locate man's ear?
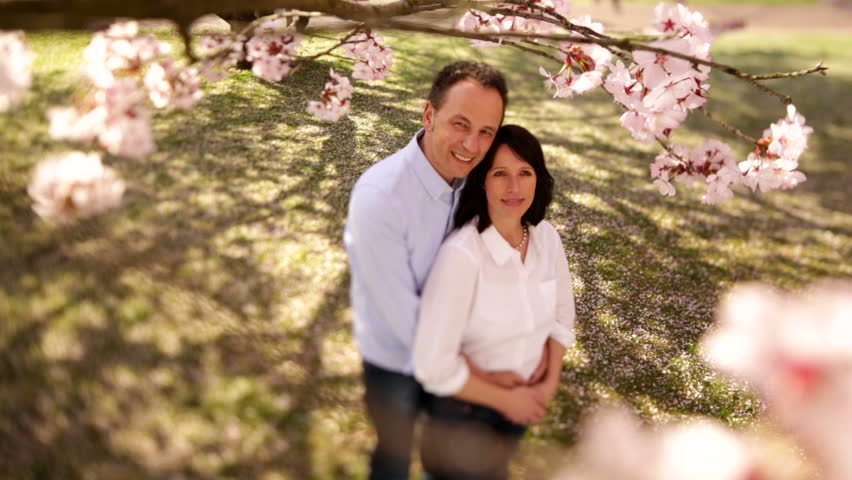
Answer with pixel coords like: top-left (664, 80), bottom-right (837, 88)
top-left (423, 102), bottom-right (435, 132)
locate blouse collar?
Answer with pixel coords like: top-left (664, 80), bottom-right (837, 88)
top-left (480, 221), bottom-right (542, 266)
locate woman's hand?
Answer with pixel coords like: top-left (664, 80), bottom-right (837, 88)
top-left (530, 378), bottom-right (559, 407)
top-left (498, 387), bottom-right (546, 425)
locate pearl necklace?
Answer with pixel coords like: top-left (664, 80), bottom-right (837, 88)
top-left (512, 226), bottom-right (529, 251)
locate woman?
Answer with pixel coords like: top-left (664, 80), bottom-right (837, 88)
top-left (414, 125), bottom-right (576, 479)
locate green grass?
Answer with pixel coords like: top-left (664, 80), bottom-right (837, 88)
top-left (1, 23), bottom-right (851, 480)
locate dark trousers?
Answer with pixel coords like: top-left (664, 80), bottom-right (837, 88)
top-left (362, 361), bottom-right (429, 480)
top-left (420, 397), bottom-right (527, 480)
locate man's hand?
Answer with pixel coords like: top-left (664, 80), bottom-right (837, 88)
top-left (526, 341), bottom-right (550, 385)
top-left (464, 354), bottom-right (525, 388)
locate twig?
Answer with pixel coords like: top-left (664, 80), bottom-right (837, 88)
top-left (698, 107), bottom-right (758, 144)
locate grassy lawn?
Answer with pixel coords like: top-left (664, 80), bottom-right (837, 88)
top-left (1, 21), bottom-right (850, 480)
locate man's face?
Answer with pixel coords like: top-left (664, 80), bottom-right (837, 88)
top-left (421, 79), bottom-right (504, 184)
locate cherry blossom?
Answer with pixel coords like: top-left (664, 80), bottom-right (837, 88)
top-left (245, 20), bottom-right (302, 82)
top-left (27, 151), bottom-right (126, 224)
top-left (306, 69), bottom-right (353, 122)
top-left (653, 2), bottom-right (714, 45)
top-left (458, 0), bottom-right (572, 46)
top-left (144, 59), bottom-right (204, 109)
top-left (48, 78), bottom-right (155, 159)
top-left (765, 104), bottom-right (813, 162)
top-left (0, 31), bottom-right (33, 112)
top-left (737, 105), bottom-right (810, 193)
top-left (702, 280), bottom-right (852, 480)
top-left (343, 31), bottom-right (393, 81)
top-left (82, 21), bottom-right (172, 88)
top-left (555, 406), bottom-right (779, 480)
top-left (197, 34), bottom-right (245, 82)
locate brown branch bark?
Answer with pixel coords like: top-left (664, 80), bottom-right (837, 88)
top-left (0, 0), bottom-right (472, 30)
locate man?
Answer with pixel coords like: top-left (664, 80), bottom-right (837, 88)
top-left (344, 62), bottom-right (546, 479)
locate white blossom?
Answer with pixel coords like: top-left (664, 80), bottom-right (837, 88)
top-left (702, 280), bottom-right (852, 480)
top-left (27, 152), bottom-right (125, 224)
top-left (306, 69), bottom-right (353, 122)
top-left (144, 59), bottom-right (203, 109)
top-left (0, 31), bottom-right (34, 112)
top-left (245, 28), bottom-right (302, 82)
top-left (343, 31), bottom-right (393, 81)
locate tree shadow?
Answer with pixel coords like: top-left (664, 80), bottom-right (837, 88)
top-left (1, 57), bottom-right (419, 479)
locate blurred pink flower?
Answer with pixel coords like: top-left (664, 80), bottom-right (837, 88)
top-left (27, 152), bottom-right (125, 224)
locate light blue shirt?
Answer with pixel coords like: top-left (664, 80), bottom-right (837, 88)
top-left (344, 130), bottom-right (464, 374)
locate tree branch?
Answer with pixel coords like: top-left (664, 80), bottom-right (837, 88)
top-left (0, 0), bottom-right (472, 30)
top-left (698, 107), bottom-right (758, 144)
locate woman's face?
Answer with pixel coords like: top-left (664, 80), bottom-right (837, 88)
top-left (484, 144), bottom-right (537, 224)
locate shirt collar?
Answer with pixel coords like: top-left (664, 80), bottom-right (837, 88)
top-left (480, 221), bottom-right (542, 266)
top-left (408, 129), bottom-right (462, 200)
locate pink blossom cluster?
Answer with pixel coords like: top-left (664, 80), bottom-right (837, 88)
top-left (604, 3), bottom-right (713, 142)
top-left (649, 139), bottom-right (740, 203)
top-left (144, 59), bottom-right (204, 109)
top-left (702, 280), bottom-right (852, 480)
top-left (0, 31), bottom-right (33, 112)
top-left (342, 31), bottom-right (393, 81)
top-left (458, 0), bottom-right (572, 47)
top-left (306, 69), bottom-right (353, 122)
top-left (27, 151), bottom-right (126, 224)
top-left (554, 406), bottom-right (788, 480)
top-left (738, 104), bottom-right (810, 193)
top-left (539, 16), bottom-right (612, 98)
top-left (48, 79), bottom-right (155, 159)
top-left (245, 19), bottom-right (302, 82)
top-left (648, 104), bottom-right (810, 203)
top-left (48, 21), bottom-right (204, 159)
top-left (197, 34), bottom-right (246, 82)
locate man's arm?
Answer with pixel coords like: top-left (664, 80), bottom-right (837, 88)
top-left (345, 185), bottom-right (420, 355)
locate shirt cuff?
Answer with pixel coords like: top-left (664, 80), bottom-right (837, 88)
top-left (416, 362), bottom-right (471, 397)
top-left (550, 325), bottom-right (576, 350)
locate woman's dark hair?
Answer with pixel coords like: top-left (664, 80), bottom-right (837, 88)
top-left (454, 124), bottom-right (554, 232)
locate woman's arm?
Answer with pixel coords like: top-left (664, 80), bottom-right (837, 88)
top-left (413, 240), bottom-right (545, 424)
top-left (454, 373), bottom-right (546, 425)
top-left (530, 223), bottom-right (577, 405)
top-left (531, 337), bottom-right (567, 406)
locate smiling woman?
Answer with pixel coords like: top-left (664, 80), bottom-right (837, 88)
top-left (413, 124), bottom-right (573, 479)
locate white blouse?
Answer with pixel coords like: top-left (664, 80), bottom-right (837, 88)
top-left (414, 219), bottom-right (576, 396)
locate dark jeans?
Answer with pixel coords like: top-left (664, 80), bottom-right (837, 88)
top-left (420, 396), bottom-right (527, 480)
top-left (362, 361), bottom-right (429, 480)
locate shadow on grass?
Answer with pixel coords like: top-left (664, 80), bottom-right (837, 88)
top-left (3, 32), bottom-right (851, 480)
top-left (0, 59), bottom-right (422, 479)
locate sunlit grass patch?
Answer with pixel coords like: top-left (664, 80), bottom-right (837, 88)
top-left (1, 21), bottom-right (850, 479)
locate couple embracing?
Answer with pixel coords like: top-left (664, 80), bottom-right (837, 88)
top-left (345, 62), bottom-right (576, 480)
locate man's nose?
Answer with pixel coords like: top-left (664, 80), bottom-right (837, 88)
top-left (462, 132), bottom-right (478, 153)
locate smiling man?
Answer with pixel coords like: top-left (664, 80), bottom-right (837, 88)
top-left (343, 62), bottom-right (508, 479)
